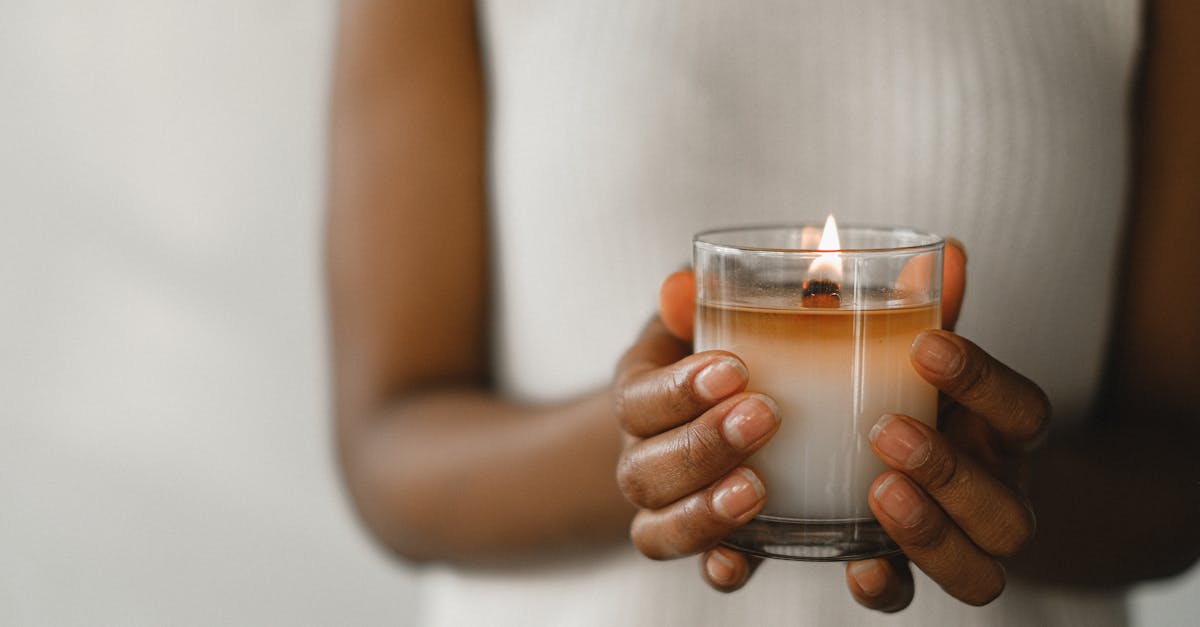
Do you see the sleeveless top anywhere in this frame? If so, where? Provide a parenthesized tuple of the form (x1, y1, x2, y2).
(421, 1, 1142, 625)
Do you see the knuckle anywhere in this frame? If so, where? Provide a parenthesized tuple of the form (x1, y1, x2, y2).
(680, 421, 729, 476)
(666, 366, 696, 414)
(1017, 388, 1052, 443)
(631, 510, 698, 560)
(953, 352, 992, 402)
(629, 517, 672, 560)
(615, 452, 653, 507)
(961, 564, 1006, 606)
(920, 446, 963, 496)
(633, 497, 723, 561)
(990, 503, 1037, 558)
(679, 492, 725, 546)
(612, 384, 634, 432)
(614, 363, 703, 437)
(905, 510, 951, 550)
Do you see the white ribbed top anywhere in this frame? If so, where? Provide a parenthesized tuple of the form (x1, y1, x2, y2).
(423, 1, 1142, 625)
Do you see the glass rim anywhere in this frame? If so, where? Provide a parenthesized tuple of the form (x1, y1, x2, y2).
(694, 223, 945, 255)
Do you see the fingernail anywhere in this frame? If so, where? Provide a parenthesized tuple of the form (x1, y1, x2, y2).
(713, 468, 765, 520)
(848, 561, 888, 597)
(694, 357, 748, 402)
(705, 549, 736, 585)
(869, 414, 930, 469)
(873, 474, 925, 527)
(911, 332, 963, 378)
(722, 395, 780, 450)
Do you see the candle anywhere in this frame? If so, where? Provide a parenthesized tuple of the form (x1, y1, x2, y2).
(693, 219, 943, 560)
(696, 300, 938, 519)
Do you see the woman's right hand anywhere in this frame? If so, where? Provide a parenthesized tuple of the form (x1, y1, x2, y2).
(613, 272, 780, 591)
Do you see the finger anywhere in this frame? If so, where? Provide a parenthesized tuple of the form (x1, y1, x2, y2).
(659, 270, 696, 341)
(910, 330, 1051, 453)
(868, 472, 1007, 606)
(701, 546, 763, 593)
(894, 238, 964, 331)
(846, 556, 915, 613)
(630, 467, 766, 559)
(938, 407, 1011, 482)
(618, 393, 779, 508)
(941, 238, 966, 331)
(869, 414, 1036, 557)
(615, 341, 750, 439)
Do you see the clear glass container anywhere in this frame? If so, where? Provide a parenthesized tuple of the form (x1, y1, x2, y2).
(693, 223, 943, 561)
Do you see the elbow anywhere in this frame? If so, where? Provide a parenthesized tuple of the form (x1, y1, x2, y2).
(335, 417, 445, 565)
(341, 472, 440, 565)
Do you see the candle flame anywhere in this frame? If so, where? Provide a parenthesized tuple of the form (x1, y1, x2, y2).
(809, 214, 843, 282)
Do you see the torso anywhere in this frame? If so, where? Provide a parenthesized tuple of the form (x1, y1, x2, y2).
(427, 1, 1142, 624)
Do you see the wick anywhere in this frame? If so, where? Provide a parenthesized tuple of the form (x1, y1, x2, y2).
(801, 279, 841, 308)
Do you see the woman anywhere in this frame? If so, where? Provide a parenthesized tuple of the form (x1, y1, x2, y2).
(327, 1, 1199, 624)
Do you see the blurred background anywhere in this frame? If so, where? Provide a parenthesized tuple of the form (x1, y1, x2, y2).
(0, 2, 1195, 625)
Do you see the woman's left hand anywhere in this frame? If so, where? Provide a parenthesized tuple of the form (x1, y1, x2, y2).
(844, 329, 1049, 610)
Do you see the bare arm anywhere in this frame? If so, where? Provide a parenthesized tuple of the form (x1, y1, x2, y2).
(1008, 0, 1200, 586)
(327, 0, 631, 564)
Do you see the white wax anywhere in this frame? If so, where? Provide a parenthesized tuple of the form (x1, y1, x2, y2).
(695, 304, 938, 520)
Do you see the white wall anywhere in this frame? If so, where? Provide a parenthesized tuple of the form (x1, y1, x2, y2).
(0, 2, 1195, 625)
(0, 2, 415, 625)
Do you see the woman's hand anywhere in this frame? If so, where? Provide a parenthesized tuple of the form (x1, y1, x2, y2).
(839, 240, 1048, 610)
(612, 300, 780, 591)
(845, 328, 1049, 610)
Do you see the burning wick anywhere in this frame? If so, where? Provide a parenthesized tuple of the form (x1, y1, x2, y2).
(801, 278, 840, 307)
(802, 214, 843, 308)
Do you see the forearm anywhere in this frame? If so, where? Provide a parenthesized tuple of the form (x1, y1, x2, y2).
(1009, 419, 1200, 587)
(1012, 0, 1200, 592)
(337, 387, 635, 564)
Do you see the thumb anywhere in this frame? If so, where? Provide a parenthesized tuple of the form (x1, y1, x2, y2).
(942, 239, 967, 331)
(659, 270, 696, 341)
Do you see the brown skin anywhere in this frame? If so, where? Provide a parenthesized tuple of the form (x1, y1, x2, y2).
(621, 258, 1045, 608)
(1003, 0, 1200, 587)
(327, 0, 631, 562)
(328, 0, 1200, 610)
